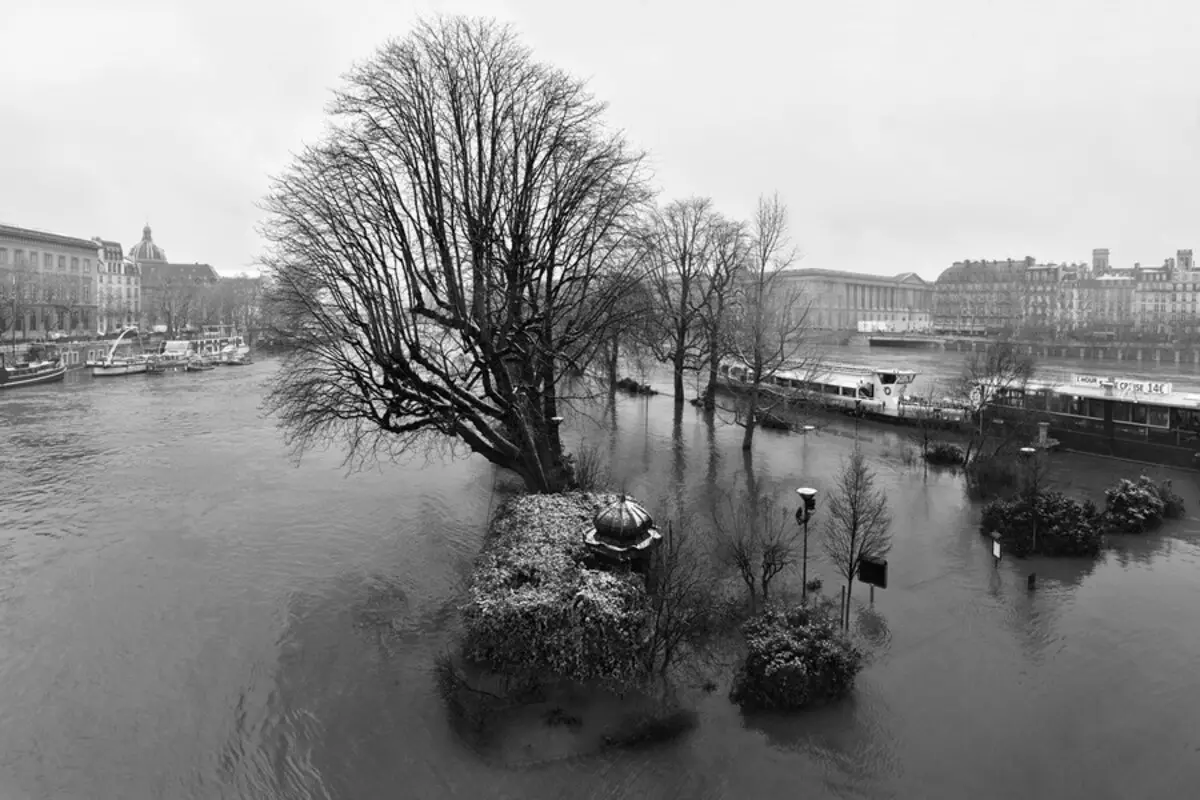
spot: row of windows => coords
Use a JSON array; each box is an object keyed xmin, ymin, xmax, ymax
[
  {"xmin": 990, "ymin": 389, "xmax": 1200, "ymax": 429},
  {"xmin": 0, "ymin": 246, "xmax": 89, "ymax": 272}
]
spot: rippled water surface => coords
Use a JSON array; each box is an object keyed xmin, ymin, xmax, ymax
[{"xmin": 1, "ymin": 352, "xmax": 1198, "ymax": 799}]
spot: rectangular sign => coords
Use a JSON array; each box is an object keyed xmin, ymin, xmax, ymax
[
  {"xmin": 992, "ymin": 540, "xmax": 1001, "ymax": 559},
  {"xmin": 1072, "ymin": 374, "xmax": 1172, "ymax": 395},
  {"xmin": 858, "ymin": 556, "xmax": 888, "ymax": 589}
]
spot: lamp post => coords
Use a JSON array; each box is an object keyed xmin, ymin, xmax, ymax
[
  {"xmin": 1019, "ymin": 446, "xmax": 1038, "ymax": 554},
  {"xmin": 796, "ymin": 487, "xmax": 818, "ymax": 602}
]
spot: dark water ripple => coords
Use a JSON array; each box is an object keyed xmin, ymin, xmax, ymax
[{"xmin": 0, "ymin": 357, "xmax": 1199, "ymax": 799}]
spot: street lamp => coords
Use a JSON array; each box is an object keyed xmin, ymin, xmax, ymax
[
  {"xmin": 1019, "ymin": 447, "xmax": 1039, "ymax": 553},
  {"xmin": 796, "ymin": 487, "xmax": 818, "ymax": 602}
]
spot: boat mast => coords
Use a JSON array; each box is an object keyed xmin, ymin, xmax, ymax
[{"xmin": 106, "ymin": 326, "xmax": 136, "ymax": 363}]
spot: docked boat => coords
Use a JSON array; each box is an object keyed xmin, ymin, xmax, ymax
[
  {"xmin": 216, "ymin": 351, "xmax": 253, "ymax": 366},
  {"xmin": 185, "ymin": 358, "xmax": 215, "ymax": 372},
  {"xmin": 0, "ymin": 344, "xmax": 67, "ymax": 390},
  {"xmin": 717, "ymin": 359, "xmax": 968, "ymax": 425},
  {"xmin": 980, "ymin": 373, "xmax": 1200, "ymax": 470},
  {"xmin": 146, "ymin": 349, "xmax": 192, "ymax": 373},
  {"xmin": 90, "ymin": 328, "xmax": 149, "ymax": 377},
  {"xmin": 189, "ymin": 326, "xmax": 251, "ymax": 361}
]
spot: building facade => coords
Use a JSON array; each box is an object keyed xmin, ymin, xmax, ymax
[
  {"xmin": 776, "ymin": 268, "xmax": 934, "ymax": 332},
  {"xmin": 93, "ymin": 237, "xmax": 141, "ymax": 334},
  {"xmin": 127, "ymin": 225, "xmax": 220, "ymax": 333},
  {"xmin": 933, "ymin": 248, "xmax": 1200, "ymax": 340},
  {"xmin": 0, "ymin": 223, "xmax": 98, "ymax": 339}
]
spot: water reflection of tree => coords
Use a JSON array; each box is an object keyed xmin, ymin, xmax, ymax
[
  {"xmin": 742, "ymin": 695, "xmax": 901, "ymax": 797},
  {"xmin": 1108, "ymin": 531, "xmax": 1180, "ymax": 567}
]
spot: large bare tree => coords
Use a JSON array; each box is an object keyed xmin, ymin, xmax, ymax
[
  {"xmin": 643, "ymin": 197, "xmax": 725, "ymax": 404},
  {"xmin": 259, "ymin": 17, "xmax": 650, "ymax": 493},
  {"xmin": 697, "ymin": 218, "xmax": 747, "ymax": 410},
  {"xmin": 822, "ymin": 447, "xmax": 892, "ymax": 630},
  {"xmin": 727, "ymin": 193, "xmax": 816, "ymax": 451}
]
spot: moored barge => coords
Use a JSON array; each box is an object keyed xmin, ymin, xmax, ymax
[{"xmin": 982, "ymin": 373, "xmax": 1200, "ymax": 469}]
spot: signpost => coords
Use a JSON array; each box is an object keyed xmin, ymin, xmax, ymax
[{"xmin": 858, "ymin": 556, "xmax": 888, "ymax": 605}]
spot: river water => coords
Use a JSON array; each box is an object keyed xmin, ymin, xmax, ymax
[{"xmin": 1, "ymin": 349, "xmax": 1198, "ymax": 800}]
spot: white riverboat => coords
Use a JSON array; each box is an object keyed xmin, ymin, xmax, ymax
[
  {"xmin": 717, "ymin": 359, "xmax": 968, "ymax": 424},
  {"xmin": 89, "ymin": 328, "xmax": 149, "ymax": 377},
  {"xmin": 190, "ymin": 326, "xmax": 250, "ymax": 361}
]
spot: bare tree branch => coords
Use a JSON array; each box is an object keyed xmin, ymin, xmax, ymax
[
  {"xmin": 821, "ymin": 447, "xmax": 892, "ymax": 629},
  {"xmin": 726, "ymin": 192, "xmax": 820, "ymax": 450},
  {"xmin": 258, "ymin": 16, "xmax": 651, "ymax": 492}
]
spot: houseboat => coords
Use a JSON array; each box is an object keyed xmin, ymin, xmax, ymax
[
  {"xmin": 981, "ymin": 373, "xmax": 1200, "ymax": 470},
  {"xmin": 89, "ymin": 328, "xmax": 149, "ymax": 377},
  {"xmin": 0, "ymin": 344, "xmax": 67, "ymax": 390},
  {"xmin": 717, "ymin": 359, "xmax": 968, "ymax": 425},
  {"xmin": 190, "ymin": 326, "xmax": 250, "ymax": 361},
  {"xmin": 147, "ymin": 340, "xmax": 196, "ymax": 373}
]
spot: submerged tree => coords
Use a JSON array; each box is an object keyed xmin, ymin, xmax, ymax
[
  {"xmin": 697, "ymin": 219, "xmax": 747, "ymax": 410},
  {"xmin": 259, "ymin": 16, "xmax": 650, "ymax": 492},
  {"xmin": 713, "ymin": 489, "xmax": 804, "ymax": 614},
  {"xmin": 822, "ymin": 447, "xmax": 892, "ymax": 630},
  {"xmin": 727, "ymin": 192, "xmax": 816, "ymax": 451},
  {"xmin": 957, "ymin": 341, "xmax": 1036, "ymax": 463},
  {"xmin": 643, "ymin": 197, "xmax": 726, "ymax": 404}
]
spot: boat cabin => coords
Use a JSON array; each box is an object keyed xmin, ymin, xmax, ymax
[
  {"xmin": 719, "ymin": 360, "xmax": 918, "ymax": 411},
  {"xmin": 983, "ymin": 373, "xmax": 1200, "ymax": 468}
]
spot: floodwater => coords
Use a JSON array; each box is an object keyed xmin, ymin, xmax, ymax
[{"xmin": 0, "ymin": 351, "xmax": 1198, "ymax": 800}]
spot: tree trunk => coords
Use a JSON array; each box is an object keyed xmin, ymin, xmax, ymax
[
  {"xmin": 607, "ymin": 332, "xmax": 619, "ymax": 392},
  {"xmin": 742, "ymin": 382, "xmax": 758, "ymax": 451},
  {"xmin": 673, "ymin": 348, "xmax": 685, "ymax": 404},
  {"xmin": 844, "ymin": 576, "xmax": 854, "ymax": 630},
  {"xmin": 704, "ymin": 340, "xmax": 719, "ymax": 411}
]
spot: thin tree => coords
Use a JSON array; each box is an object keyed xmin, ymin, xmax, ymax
[
  {"xmin": 43, "ymin": 272, "xmax": 83, "ymax": 336},
  {"xmin": 727, "ymin": 192, "xmax": 816, "ymax": 451},
  {"xmin": 259, "ymin": 16, "xmax": 650, "ymax": 493},
  {"xmin": 697, "ymin": 218, "xmax": 747, "ymax": 410},
  {"xmin": 822, "ymin": 447, "xmax": 892, "ymax": 630},
  {"xmin": 713, "ymin": 489, "xmax": 803, "ymax": 614},
  {"xmin": 643, "ymin": 197, "xmax": 724, "ymax": 404},
  {"xmin": 1, "ymin": 254, "xmax": 38, "ymax": 350},
  {"xmin": 956, "ymin": 341, "xmax": 1036, "ymax": 464}
]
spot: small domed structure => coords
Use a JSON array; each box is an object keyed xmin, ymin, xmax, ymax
[
  {"xmin": 584, "ymin": 494, "xmax": 662, "ymax": 567},
  {"xmin": 129, "ymin": 224, "xmax": 168, "ymax": 263}
]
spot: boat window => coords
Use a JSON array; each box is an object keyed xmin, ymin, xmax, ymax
[
  {"xmin": 897, "ymin": 373, "xmax": 915, "ymax": 385},
  {"xmin": 841, "ymin": 386, "xmax": 856, "ymax": 397},
  {"xmin": 1069, "ymin": 396, "xmax": 1087, "ymax": 416},
  {"xmin": 1112, "ymin": 401, "xmax": 1132, "ymax": 423},
  {"xmin": 879, "ymin": 373, "xmax": 897, "ymax": 385},
  {"xmin": 859, "ymin": 384, "xmax": 874, "ymax": 399},
  {"xmin": 1130, "ymin": 404, "xmax": 1148, "ymax": 425},
  {"xmin": 1148, "ymin": 407, "xmax": 1170, "ymax": 428},
  {"xmin": 1172, "ymin": 409, "xmax": 1200, "ymax": 433},
  {"xmin": 1086, "ymin": 398, "xmax": 1105, "ymax": 419}
]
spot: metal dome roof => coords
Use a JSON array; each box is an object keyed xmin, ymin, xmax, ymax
[
  {"xmin": 592, "ymin": 495, "xmax": 655, "ymax": 544},
  {"xmin": 129, "ymin": 225, "xmax": 167, "ymax": 263}
]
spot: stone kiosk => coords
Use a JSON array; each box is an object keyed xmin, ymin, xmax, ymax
[{"xmin": 584, "ymin": 495, "xmax": 662, "ymax": 573}]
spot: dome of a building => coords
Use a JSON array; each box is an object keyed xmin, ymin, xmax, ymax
[
  {"xmin": 591, "ymin": 495, "xmax": 656, "ymax": 545},
  {"xmin": 129, "ymin": 224, "xmax": 167, "ymax": 263}
]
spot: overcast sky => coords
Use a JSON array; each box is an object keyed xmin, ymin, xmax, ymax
[{"xmin": 2, "ymin": 0, "xmax": 1197, "ymax": 278}]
